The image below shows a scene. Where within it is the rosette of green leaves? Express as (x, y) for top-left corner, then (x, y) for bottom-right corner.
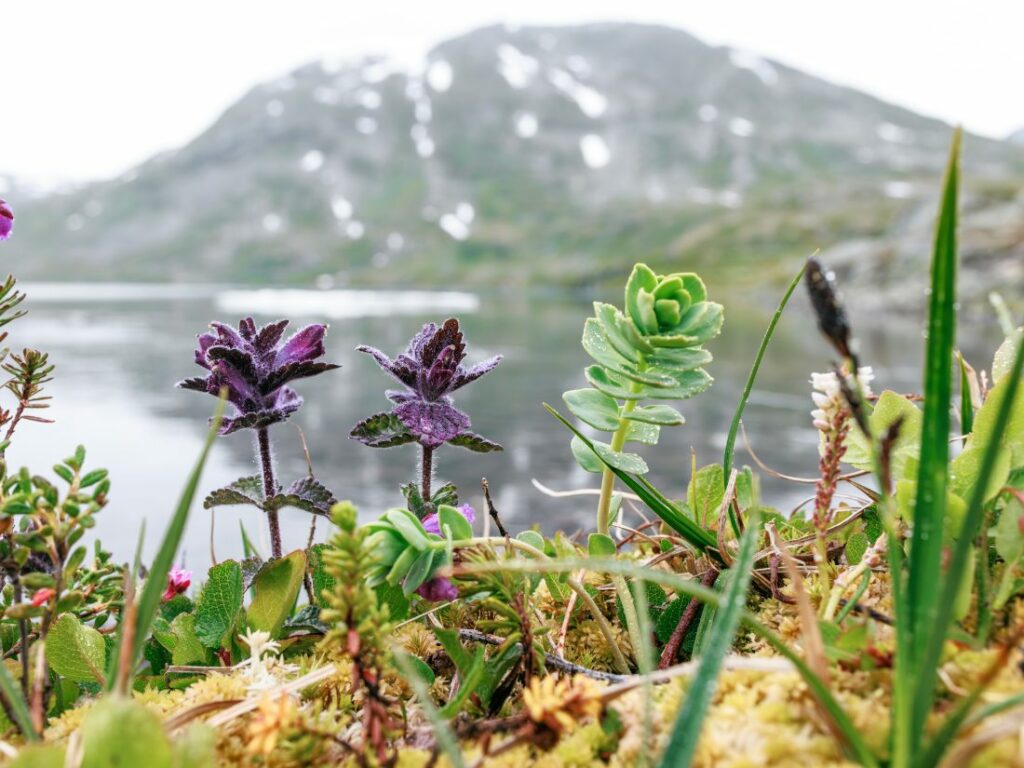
(563, 265), (722, 515)
(363, 506), (473, 596)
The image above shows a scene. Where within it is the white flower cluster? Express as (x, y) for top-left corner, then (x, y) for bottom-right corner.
(239, 628), (297, 694)
(810, 367), (874, 431)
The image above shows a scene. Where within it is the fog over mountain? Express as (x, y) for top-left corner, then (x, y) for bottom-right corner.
(6, 23), (1024, 308)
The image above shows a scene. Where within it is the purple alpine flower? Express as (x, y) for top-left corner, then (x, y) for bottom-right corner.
(421, 503), (475, 536)
(179, 317), (339, 435)
(0, 200), (13, 241)
(416, 576), (459, 602)
(354, 318), (501, 448)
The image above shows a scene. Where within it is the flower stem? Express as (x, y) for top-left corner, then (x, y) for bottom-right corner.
(257, 427), (282, 559)
(596, 387), (640, 535)
(420, 445), (434, 504)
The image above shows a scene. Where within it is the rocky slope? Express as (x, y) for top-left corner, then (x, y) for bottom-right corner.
(5, 23), (1024, 308)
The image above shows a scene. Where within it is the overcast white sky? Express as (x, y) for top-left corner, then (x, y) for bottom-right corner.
(3, 1), (1022, 185)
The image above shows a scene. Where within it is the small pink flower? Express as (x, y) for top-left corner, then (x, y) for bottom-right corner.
(30, 588), (55, 607)
(0, 200), (13, 241)
(162, 566), (191, 601)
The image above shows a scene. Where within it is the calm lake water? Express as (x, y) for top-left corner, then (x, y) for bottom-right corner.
(5, 281), (1003, 571)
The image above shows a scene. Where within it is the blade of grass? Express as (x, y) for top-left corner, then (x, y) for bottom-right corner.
(659, 512), (761, 768)
(916, 321), (1024, 767)
(454, 554), (877, 766)
(907, 127), (960, 739)
(544, 404), (719, 554)
(722, 263), (806, 483)
(958, 353), (974, 436)
(393, 649), (466, 768)
(0, 658), (36, 740)
(106, 391), (226, 691)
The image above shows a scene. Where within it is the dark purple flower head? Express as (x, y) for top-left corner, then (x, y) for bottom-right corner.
(355, 318), (501, 448)
(179, 317), (339, 434)
(0, 200), (13, 241)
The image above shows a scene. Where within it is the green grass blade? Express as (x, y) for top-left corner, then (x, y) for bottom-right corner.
(722, 263), (805, 482)
(545, 404), (719, 553)
(106, 392), (226, 691)
(916, 320), (1024, 767)
(659, 512), (761, 768)
(958, 353), (974, 435)
(393, 650), (466, 768)
(0, 659), (37, 740)
(907, 128), (960, 737)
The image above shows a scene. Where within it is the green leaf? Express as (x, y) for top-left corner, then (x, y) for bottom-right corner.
(80, 698), (172, 768)
(843, 391), (922, 479)
(563, 388), (621, 431)
(970, 373), (1024, 466)
(516, 530), (546, 553)
(5, 746), (65, 767)
(393, 650), (435, 686)
(591, 441), (649, 474)
(308, 544), (336, 608)
(588, 533), (617, 557)
(845, 532), (869, 565)
(47, 613), (106, 684)
(992, 328), (1024, 383)
(194, 560), (243, 649)
(570, 436), (603, 473)
(624, 264), (660, 336)
(402, 549), (437, 595)
(624, 420), (660, 446)
(624, 404), (685, 426)
(687, 465), (725, 527)
(350, 412), (417, 448)
(383, 508), (430, 550)
(659, 512), (761, 768)
(447, 432), (503, 452)
(438, 505), (473, 540)
(168, 613), (207, 666)
(582, 315), (636, 371)
(202, 476), (263, 510)
(248, 550), (307, 637)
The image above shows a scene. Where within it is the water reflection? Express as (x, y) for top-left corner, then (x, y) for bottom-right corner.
(6, 283), (1003, 571)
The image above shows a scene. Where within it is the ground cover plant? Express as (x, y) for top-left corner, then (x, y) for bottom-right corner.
(0, 129), (1023, 767)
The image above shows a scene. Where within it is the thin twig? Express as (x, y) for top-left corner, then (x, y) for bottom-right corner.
(481, 478), (508, 538)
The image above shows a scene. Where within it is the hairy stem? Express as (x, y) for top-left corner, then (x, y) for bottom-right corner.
(257, 427), (282, 559)
(421, 445), (434, 504)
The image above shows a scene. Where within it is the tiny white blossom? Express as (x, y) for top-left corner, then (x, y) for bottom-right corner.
(809, 367), (874, 431)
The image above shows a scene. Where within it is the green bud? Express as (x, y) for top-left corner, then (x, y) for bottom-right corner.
(331, 500), (359, 532)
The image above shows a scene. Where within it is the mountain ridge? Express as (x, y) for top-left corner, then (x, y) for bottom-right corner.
(6, 22), (1024, 309)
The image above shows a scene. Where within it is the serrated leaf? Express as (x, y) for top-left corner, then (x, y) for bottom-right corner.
(194, 560), (243, 649)
(203, 476), (263, 510)
(447, 432), (503, 452)
(430, 483), (459, 508)
(375, 583), (410, 622)
(688, 465), (725, 528)
(350, 412), (418, 448)
(266, 476), (336, 516)
(248, 550), (306, 637)
(46, 613), (106, 683)
(845, 532), (870, 565)
(563, 388), (621, 431)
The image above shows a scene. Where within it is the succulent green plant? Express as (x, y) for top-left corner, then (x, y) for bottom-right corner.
(563, 263), (723, 533)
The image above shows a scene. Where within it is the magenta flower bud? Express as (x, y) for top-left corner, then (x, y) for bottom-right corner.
(416, 576), (458, 602)
(162, 566), (192, 601)
(0, 200), (13, 241)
